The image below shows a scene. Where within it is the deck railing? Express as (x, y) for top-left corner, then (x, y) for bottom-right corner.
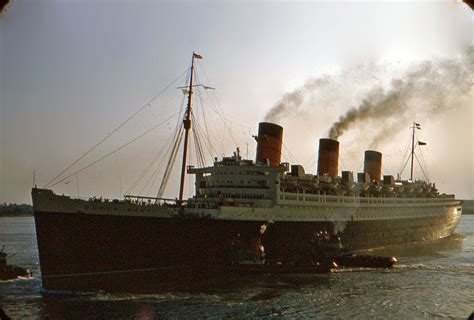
(278, 191), (457, 206)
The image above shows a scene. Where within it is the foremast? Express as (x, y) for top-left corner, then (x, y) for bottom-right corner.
(178, 52), (202, 205)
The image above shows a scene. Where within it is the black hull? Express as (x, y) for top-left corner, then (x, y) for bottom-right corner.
(34, 209), (460, 292)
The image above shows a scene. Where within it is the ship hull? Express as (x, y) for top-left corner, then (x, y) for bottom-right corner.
(34, 205), (461, 292)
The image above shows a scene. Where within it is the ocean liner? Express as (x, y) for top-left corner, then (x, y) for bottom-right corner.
(32, 53), (462, 291)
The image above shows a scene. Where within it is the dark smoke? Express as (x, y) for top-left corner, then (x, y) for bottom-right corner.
(329, 48), (472, 141)
(264, 90), (304, 123)
(264, 77), (331, 123)
(264, 47), (472, 148)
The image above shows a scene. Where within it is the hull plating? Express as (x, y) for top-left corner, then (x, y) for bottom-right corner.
(34, 207), (461, 291)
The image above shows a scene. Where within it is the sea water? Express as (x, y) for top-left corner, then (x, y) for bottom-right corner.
(1, 216), (473, 319)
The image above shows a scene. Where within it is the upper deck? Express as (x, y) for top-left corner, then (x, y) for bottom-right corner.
(186, 152), (458, 210)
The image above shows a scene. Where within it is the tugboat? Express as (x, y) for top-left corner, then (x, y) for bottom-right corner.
(313, 233), (397, 269)
(228, 232), (337, 274)
(0, 246), (32, 280)
(227, 229), (396, 275)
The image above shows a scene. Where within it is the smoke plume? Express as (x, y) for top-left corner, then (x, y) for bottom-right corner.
(329, 49), (472, 140)
(264, 47), (472, 148)
(264, 77), (331, 123)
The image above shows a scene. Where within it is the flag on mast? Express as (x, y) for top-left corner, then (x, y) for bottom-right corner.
(415, 123), (421, 129)
(418, 141), (427, 146)
(193, 53), (203, 59)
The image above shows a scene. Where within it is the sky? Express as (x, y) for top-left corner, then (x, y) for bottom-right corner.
(0, 0), (472, 204)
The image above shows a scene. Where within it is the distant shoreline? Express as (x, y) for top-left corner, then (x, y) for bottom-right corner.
(461, 200), (474, 215)
(0, 203), (33, 217)
(0, 213), (34, 217)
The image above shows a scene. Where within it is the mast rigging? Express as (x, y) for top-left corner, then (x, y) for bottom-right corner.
(178, 52), (202, 205)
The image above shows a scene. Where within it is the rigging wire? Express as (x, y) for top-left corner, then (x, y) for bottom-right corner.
(126, 147), (163, 195)
(75, 173), (80, 198)
(139, 155), (165, 196)
(156, 125), (184, 199)
(191, 113), (207, 167)
(49, 113), (180, 188)
(398, 126), (415, 178)
(196, 124), (215, 162)
(414, 152), (430, 181)
(415, 131), (431, 182)
(149, 68), (192, 197)
(193, 71), (232, 154)
(138, 92), (187, 197)
(44, 69), (189, 188)
(399, 154), (412, 178)
(418, 148), (431, 182)
(302, 152), (316, 171)
(199, 103), (218, 157)
(191, 126), (204, 168)
(399, 142), (415, 179)
(194, 66), (244, 149)
(282, 142), (298, 164)
(190, 114), (202, 167)
(186, 137), (195, 199)
(194, 85), (218, 157)
(113, 151), (123, 196)
(196, 62), (251, 130)
(124, 96), (186, 196)
(125, 97), (185, 196)
(139, 139), (175, 196)
(191, 109), (217, 162)
(398, 143), (412, 177)
(139, 122), (182, 197)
